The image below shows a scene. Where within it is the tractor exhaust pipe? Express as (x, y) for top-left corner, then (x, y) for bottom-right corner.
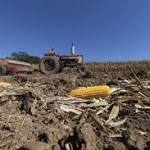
(71, 43), (75, 55)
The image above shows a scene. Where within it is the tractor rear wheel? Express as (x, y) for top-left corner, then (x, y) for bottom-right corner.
(77, 65), (85, 73)
(0, 65), (6, 75)
(40, 57), (60, 75)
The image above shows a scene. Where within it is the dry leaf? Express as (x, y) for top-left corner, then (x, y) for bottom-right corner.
(109, 87), (120, 94)
(108, 118), (127, 127)
(106, 104), (119, 124)
(135, 104), (150, 110)
(96, 102), (114, 115)
(81, 100), (108, 108)
(60, 104), (82, 115)
(138, 130), (147, 135)
(109, 134), (122, 138)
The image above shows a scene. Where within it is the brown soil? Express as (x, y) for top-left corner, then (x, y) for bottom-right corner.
(0, 62), (150, 150)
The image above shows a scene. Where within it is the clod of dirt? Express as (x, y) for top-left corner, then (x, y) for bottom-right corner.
(37, 132), (49, 143)
(145, 141), (150, 150)
(18, 146), (30, 150)
(19, 93), (34, 114)
(103, 144), (115, 150)
(127, 128), (146, 150)
(59, 127), (85, 150)
(80, 123), (96, 150)
(119, 130), (139, 150)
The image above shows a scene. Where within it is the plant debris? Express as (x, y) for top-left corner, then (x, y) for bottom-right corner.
(0, 63), (150, 150)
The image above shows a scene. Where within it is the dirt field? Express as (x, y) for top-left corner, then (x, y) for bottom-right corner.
(0, 61), (150, 150)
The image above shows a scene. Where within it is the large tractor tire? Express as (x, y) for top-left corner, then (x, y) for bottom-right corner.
(0, 65), (6, 75)
(40, 57), (60, 75)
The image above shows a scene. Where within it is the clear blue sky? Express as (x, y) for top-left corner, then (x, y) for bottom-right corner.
(0, 0), (150, 61)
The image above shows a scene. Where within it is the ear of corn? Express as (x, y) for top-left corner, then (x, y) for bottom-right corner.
(69, 85), (110, 99)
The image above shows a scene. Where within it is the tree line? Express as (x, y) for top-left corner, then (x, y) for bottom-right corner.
(7, 51), (40, 64)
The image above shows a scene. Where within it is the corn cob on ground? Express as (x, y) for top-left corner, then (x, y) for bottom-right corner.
(69, 85), (110, 99)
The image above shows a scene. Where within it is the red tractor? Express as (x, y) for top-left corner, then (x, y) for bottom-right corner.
(40, 44), (85, 75)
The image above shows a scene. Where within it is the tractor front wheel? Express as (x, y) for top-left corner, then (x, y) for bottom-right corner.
(40, 57), (60, 75)
(77, 65), (85, 73)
